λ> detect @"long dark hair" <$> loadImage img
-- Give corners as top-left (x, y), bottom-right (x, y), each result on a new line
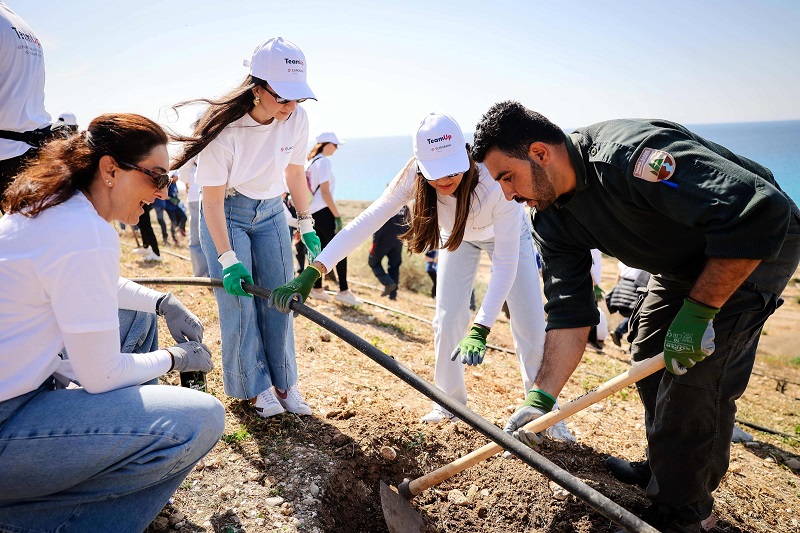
top-left (2, 113), bottom-right (167, 216)
top-left (401, 145), bottom-right (480, 254)
top-left (171, 75), bottom-right (267, 170)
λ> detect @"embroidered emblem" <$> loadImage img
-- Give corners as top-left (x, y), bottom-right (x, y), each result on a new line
top-left (633, 148), bottom-right (676, 183)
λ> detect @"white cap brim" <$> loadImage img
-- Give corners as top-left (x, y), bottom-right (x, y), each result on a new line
top-left (270, 80), bottom-right (317, 101)
top-left (417, 149), bottom-right (470, 181)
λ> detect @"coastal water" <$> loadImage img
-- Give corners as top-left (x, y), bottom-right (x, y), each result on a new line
top-left (328, 120), bottom-right (800, 203)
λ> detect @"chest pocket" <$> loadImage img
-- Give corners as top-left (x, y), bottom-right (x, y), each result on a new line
top-left (587, 141), bottom-right (634, 173)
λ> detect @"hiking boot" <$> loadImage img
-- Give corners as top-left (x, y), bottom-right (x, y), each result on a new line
top-left (611, 330), bottom-right (622, 347)
top-left (605, 456), bottom-right (651, 488)
top-left (380, 282), bottom-right (398, 297)
top-left (420, 407), bottom-right (454, 423)
top-left (309, 288), bottom-right (332, 302)
top-left (253, 388), bottom-right (284, 418)
top-left (335, 290), bottom-right (361, 306)
top-left (275, 385), bottom-right (312, 415)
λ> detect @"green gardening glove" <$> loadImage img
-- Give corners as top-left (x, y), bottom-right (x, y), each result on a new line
top-left (503, 389), bottom-right (556, 448)
top-left (664, 298), bottom-right (720, 375)
top-left (302, 231), bottom-right (322, 263)
top-left (222, 262), bottom-right (253, 297)
top-left (335, 216), bottom-right (343, 233)
top-left (593, 284), bottom-right (605, 302)
top-left (268, 266), bottom-right (322, 314)
top-left (450, 324), bottom-right (490, 366)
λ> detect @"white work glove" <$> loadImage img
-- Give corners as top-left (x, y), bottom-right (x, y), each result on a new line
top-left (156, 292), bottom-right (204, 343)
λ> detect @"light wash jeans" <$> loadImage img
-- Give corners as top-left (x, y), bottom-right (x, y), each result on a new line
top-left (0, 310), bottom-right (226, 533)
top-left (200, 193), bottom-right (298, 399)
top-left (431, 217), bottom-right (546, 409)
top-left (188, 200), bottom-right (209, 278)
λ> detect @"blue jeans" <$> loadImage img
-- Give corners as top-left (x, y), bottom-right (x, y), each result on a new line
top-left (200, 193), bottom-right (298, 399)
top-left (188, 200), bottom-right (209, 277)
top-left (0, 310), bottom-right (226, 533)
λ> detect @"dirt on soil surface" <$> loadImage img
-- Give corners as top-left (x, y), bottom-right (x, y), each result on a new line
top-left (126, 202), bottom-right (800, 533)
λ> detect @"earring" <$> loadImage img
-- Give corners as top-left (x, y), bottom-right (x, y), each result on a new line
top-left (253, 96), bottom-right (261, 107)
top-left (105, 180), bottom-right (112, 185)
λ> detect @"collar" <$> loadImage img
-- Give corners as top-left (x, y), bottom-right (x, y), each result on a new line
top-left (554, 132), bottom-right (589, 208)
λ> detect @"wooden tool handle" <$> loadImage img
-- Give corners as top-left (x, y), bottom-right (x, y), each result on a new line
top-left (405, 355), bottom-right (665, 496)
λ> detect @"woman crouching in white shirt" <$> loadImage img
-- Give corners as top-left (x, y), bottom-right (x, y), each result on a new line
top-left (271, 113), bottom-right (572, 437)
top-left (0, 113), bottom-right (224, 531)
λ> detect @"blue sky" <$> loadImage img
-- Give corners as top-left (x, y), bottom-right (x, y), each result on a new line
top-left (10, 0), bottom-right (800, 139)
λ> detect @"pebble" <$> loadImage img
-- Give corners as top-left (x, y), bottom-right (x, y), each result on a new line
top-left (168, 512), bottom-right (185, 525)
top-left (447, 489), bottom-right (467, 505)
top-left (280, 503), bottom-right (295, 516)
top-left (320, 333), bottom-right (331, 342)
top-left (480, 489), bottom-right (490, 497)
top-left (310, 482), bottom-right (320, 498)
top-left (785, 458), bottom-right (800, 470)
top-left (380, 446), bottom-right (397, 461)
top-left (173, 521), bottom-right (186, 530)
top-left (589, 403), bottom-right (605, 412)
top-left (218, 485), bottom-right (236, 501)
top-left (549, 481), bottom-right (570, 501)
top-left (255, 518), bottom-right (266, 527)
top-left (266, 496), bottom-right (285, 507)
top-left (466, 485), bottom-right (478, 501)
top-left (151, 516), bottom-right (169, 531)
top-left (765, 456), bottom-right (776, 463)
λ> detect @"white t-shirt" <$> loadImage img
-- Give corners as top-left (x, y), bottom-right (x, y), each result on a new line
top-left (0, 193), bottom-right (170, 402)
top-left (306, 154), bottom-right (333, 214)
top-left (0, 1), bottom-right (50, 160)
top-left (195, 108), bottom-right (309, 200)
top-left (590, 249), bottom-right (603, 285)
top-left (178, 154), bottom-right (201, 203)
top-left (316, 160), bottom-right (523, 327)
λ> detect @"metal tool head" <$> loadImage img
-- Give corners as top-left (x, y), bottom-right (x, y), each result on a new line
top-left (380, 480), bottom-right (425, 533)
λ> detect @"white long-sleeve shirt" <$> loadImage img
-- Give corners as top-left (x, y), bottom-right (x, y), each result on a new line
top-left (316, 160), bottom-right (523, 327)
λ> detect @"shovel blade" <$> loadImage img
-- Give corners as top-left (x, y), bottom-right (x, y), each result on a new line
top-left (380, 481), bottom-right (425, 533)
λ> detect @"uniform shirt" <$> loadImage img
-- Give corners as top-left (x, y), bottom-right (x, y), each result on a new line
top-left (534, 119), bottom-right (795, 331)
top-left (178, 154), bottom-right (201, 204)
top-left (317, 161), bottom-right (522, 327)
top-left (0, 1), bottom-right (50, 160)
top-left (306, 154), bottom-right (333, 214)
top-left (196, 107), bottom-right (309, 200)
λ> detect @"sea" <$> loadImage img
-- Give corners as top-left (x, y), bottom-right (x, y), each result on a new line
top-left (327, 120), bottom-right (800, 204)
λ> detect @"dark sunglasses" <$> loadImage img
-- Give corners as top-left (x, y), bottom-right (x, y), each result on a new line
top-left (117, 160), bottom-right (171, 189)
top-left (263, 85), bottom-right (308, 104)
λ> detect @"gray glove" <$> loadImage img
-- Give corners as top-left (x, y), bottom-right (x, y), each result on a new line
top-left (167, 341), bottom-right (213, 373)
top-left (157, 292), bottom-right (203, 343)
top-left (503, 406), bottom-right (547, 449)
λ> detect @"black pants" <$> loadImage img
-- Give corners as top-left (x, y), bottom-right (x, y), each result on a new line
top-left (629, 210), bottom-right (800, 524)
top-left (368, 242), bottom-right (402, 298)
top-left (427, 271), bottom-right (437, 298)
top-left (138, 204), bottom-right (160, 256)
top-left (312, 207), bottom-right (347, 291)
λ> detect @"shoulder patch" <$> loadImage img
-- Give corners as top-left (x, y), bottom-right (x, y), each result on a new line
top-left (633, 148), bottom-right (676, 182)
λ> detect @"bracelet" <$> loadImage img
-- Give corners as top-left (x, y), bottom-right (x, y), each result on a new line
top-left (297, 209), bottom-right (310, 216)
top-left (297, 214), bottom-right (314, 220)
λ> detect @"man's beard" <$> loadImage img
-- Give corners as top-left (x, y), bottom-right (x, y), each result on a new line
top-left (514, 158), bottom-right (556, 211)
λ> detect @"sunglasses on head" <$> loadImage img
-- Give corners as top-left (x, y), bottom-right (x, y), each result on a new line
top-left (117, 160), bottom-right (171, 189)
top-left (263, 84), bottom-right (308, 105)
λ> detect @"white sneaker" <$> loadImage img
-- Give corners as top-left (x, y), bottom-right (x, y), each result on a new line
top-left (731, 425), bottom-right (754, 443)
top-left (253, 388), bottom-right (285, 418)
top-left (143, 251), bottom-right (162, 262)
top-left (309, 288), bottom-right (332, 302)
top-left (420, 407), bottom-right (454, 423)
top-left (275, 385), bottom-right (312, 415)
top-left (335, 290), bottom-right (361, 306)
top-left (133, 247), bottom-right (150, 256)
top-left (545, 419), bottom-right (576, 442)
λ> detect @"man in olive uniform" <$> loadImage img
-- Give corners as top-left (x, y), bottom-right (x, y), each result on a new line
top-left (471, 101), bottom-right (800, 533)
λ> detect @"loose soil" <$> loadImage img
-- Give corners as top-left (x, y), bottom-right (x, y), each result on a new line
top-left (129, 201), bottom-right (800, 533)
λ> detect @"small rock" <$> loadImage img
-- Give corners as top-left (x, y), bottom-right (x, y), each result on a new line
top-left (447, 489), bottom-right (467, 505)
top-left (310, 482), bottom-right (320, 498)
top-left (151, 516), bottom-right (169, 531)
top-left (320, 333), bottom-right (331, 342)
top-left (302, 495), bottom-right (316, 505)
top-left (549, 481), bottom-right (570, 501)
top-left (590, 403), bottom-right (605, 413)
top-left (168, 512), bottom-right (186, 525)
top-left (380, 446), bottom-right (397, 461)
top-left (324, 409), bottom-right (342, 419)
top-left (480, 489), bottom-right (490, 497)
top-left (247, 471), bottom-right (261, 482)
top-left (266, 496), bottom-right (285, 507)
top-left (466, 485), bottom-right (478, 501)
top-left (785, 458), bottom-right (800, 470)
top-left (172, 521), bottom-right (186, 530)
top-left (218, 485), bottom-right (236, 501)
top-left (765, 456), bottom-right (776, 463)
top-left (280, 503), bottom-right (295, 516)
top-left (255, 518), bottom-right (266, 527)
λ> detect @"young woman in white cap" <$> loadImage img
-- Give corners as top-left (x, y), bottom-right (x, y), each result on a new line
top-left (304, 131), bottom-right (360, 305)
top-left (171, 37), bottom-right (320, 418)
top-left (271, 113), bottom-right (572, 438)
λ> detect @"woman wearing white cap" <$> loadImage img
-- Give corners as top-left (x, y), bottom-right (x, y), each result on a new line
top-left (171, 37), bottom-right (319, 418)
top-left (304, 131), bottom-right (360, 305)
top-left (271, 114), bottom-right (572, 436)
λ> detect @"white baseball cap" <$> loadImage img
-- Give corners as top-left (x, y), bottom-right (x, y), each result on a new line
top-left (413, 113), bottom-right (469, 181)
top-left (56, 112), bottom-right (77, 126)
top-left (315, 131), bottom-right (344, 145)
top-left (243, 37), bottom-right (316, 101)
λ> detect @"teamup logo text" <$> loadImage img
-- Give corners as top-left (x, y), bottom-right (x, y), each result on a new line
top-left (427, 134), bottom-right (452, 144)
top-left (284, 58), bottom-right (304, 65)
top-left (11, 26), bottom-right (41, 46)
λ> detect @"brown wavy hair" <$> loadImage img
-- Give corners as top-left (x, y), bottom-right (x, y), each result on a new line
top-left (2, 113), bottom-right (167, 216)
top-left (171, 75), bottom-right (268, 170)
top-left (401, 145), bottom-right (480, 254)
top-left (307, 142), bottom-right (330, 160)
